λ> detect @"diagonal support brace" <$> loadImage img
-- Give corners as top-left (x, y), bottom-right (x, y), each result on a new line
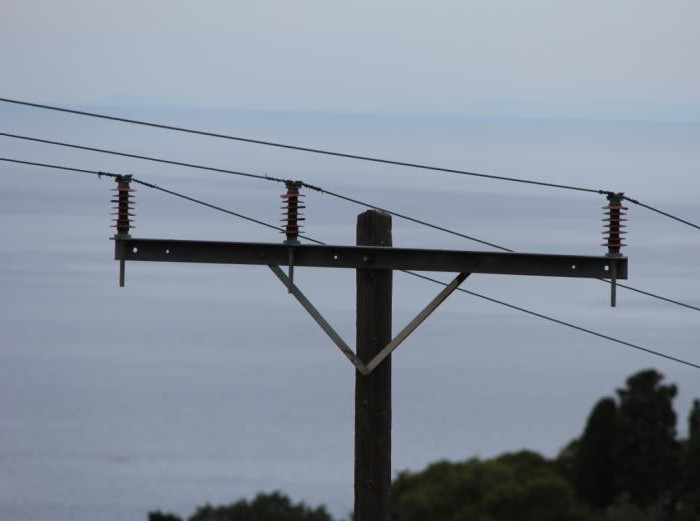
top-left (364, 272), bottom-right (470, 374)
top-left (269, 265), bottom-right (367, 373)
top-left (269, 266), bottom-right (470, 376)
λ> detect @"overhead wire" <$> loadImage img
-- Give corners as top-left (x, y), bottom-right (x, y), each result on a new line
top-left (622, 195), bottom-right (700, 232)
top-left (0, 157), bottom-right (317, 242)
top-left (307, 178), bottom-right (699, 313)
top-left (0, 157), bottom-right (121, 178)
top-left (604, 280), bottom-right (700, 312)
top-left (0, 96), bottom-right (607, 194)
top-left (3, 133), bottom-right (698, 313)
top-left (131, 178), bottom-right (324, 245)
top-left (406, 271), bottom-right (700, 370)
top-left (0, 132), bottom-right (516, 251)
top-left (2, 132), bottom-right (699, 312)
top-left (301, 182), bottom-right (512, 252)
top-left (2, 155), bottom-right (698, 371)
top-left (3, 97), bottom-right (699, 231)
top-left (0, 131), bottom-right (287, 184)
top-left (3, 129), bottom-right (513, 252)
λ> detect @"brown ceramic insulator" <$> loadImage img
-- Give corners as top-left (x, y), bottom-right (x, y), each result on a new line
top-left (111, 175), bottom-right (135, 234)
top-left (281, 181), bottom-right (305, 242)
top-left (602, 193), bottom-right (627, 254)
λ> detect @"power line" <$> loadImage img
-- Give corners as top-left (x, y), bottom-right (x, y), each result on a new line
top-left (0, 157), bottom-right (318, 243)
top-left (405, 271), bottom-right (700, 370)
top-left (143, 179), bottom-right (700, 370)
top-left (0, 132), bottom-right (517, 251)
top-left (131, 178), bottom-right (324, 245)
top-left (605, 280), bottom-right (700, 312)
top-left (0, 157), bottom-right (120, 178)
top-left (309, 184), bottom-right (700, 312)
top-left (4, 97), bottom-right (699, 232)
top-left (3, 142), bottom-right (697, 313)
top-left (302, 182), bottom-right (512, 252)
top-left (0, 96), bottom-right (606, 194)
top-left (1, 130), bottom-right (511, 252)
top-left (3, 155), bottom-right (698, 370)
top-left (0, 132), bottom-right (287, 184)
top-left (623, 195), bottom-right (700, 232)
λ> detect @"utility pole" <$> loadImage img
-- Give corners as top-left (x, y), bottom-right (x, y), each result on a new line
top-left (355, 211), bottom-right (392, 521)
top-left (111, 177), bottom-right (627, 520)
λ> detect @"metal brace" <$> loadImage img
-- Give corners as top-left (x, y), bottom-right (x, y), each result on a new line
top-left (269, 265), bottom-right (469, 375)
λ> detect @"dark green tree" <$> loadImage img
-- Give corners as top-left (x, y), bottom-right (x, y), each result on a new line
top-left (187, 491), bottom-right (334, 521)
top-left (391, 450), bottom-right (592, 521)
top-left (149, 512), bottom-right (184, 521)
top-left (598, 494), bottom-right (666, 521)
top-left (689, 399), bottom-right (700, 440)
top-left (677, 400), bottom-right (700, 520)
top-left (571, 397), bottom-right (618, 509)
top-left (614, 369), bottom-right (680, 510)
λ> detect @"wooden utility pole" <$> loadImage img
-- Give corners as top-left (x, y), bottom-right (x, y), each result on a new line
top-left (355, 210), bottom-right (393, 521)
top-left (112, 178), bottom-right (627, 520)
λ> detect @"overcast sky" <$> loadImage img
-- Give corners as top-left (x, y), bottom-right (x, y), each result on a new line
top-left (2, 2), bottom-right (699, 520)
top-left (2, 0), bottom-right (700, 118)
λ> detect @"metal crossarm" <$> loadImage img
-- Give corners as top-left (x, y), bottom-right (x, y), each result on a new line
top-left (114, 238), bottom-right (626, 279)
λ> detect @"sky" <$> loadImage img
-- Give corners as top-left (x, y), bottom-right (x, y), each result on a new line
top-left (1, 2), bottom-right (700, 520)
top-left (2, 0), bottom-right (700, 118)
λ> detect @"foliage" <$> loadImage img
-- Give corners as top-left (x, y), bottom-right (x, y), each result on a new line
top-left (571, 397), bottom-right (617, 509)
top-left (149, 512), bottom-right (184, 521)
top-left (678, 402), bottom-right (700, 520)
top-left (147, 369), bottom-right (700, 521)
top-left (187, 491), bottom-right (334, 521)
top-left (391, 450), bottom-right (592, 521)
top-left (596, 494), bottom-right (666, 521)
top-left (688, 399), bottom-right (700, 440)
top-left (614, 369), bottom-right (679, 509)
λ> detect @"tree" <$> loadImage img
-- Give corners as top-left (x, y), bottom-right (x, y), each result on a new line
top-left (689, 399), bottom-right (700, 440)
top-left (683, 400), bottom-right (700, 492)
top-left (187, 491), bottom-right (335, 521)
top-left (598, 494), bottom-right (666, 521)
top-left (614, 369), bottom-right (680, 510)
top-left (149, 512), bottom-right (184, 521)
top-left (571, 397), bottom-right (618, 509)
top-left (391, 451), bottom-right (592, 521)
top-left (677, 399), bottom-right (700, 520)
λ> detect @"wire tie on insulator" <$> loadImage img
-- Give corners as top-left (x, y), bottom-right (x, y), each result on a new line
top-left (281, 180), bottom-right (304, 292)
top-left (112, 174), bottom-right (134, 288)
top-left (602, 192), bottom-right (627, 307)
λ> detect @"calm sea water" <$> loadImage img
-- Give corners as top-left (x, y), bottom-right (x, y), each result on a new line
top-left (2, 109), bottom-right (698, 520)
